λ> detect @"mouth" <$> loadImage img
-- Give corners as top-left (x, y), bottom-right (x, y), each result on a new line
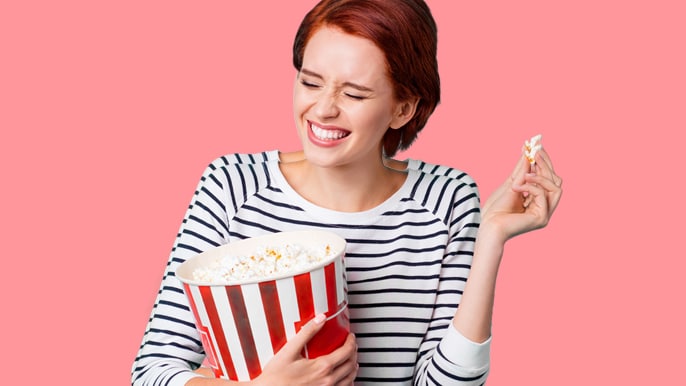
top-left (309, 121), bottom-right (351, 142)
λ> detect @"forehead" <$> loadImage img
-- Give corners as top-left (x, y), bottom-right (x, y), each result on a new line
top-left (302, 26), bottom-right (389, 83)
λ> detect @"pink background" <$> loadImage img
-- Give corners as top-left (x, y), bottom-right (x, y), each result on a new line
top-left (1, 0), bottom-right (684, 384)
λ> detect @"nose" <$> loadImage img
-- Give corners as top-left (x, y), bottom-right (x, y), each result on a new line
top-left (313, 90), bottom-right (340, 119)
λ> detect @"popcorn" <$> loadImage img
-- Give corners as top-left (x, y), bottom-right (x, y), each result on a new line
top-left (192, 242), bottom-right (335, 283)
top-left (524, 134), bottom-right (542, 165)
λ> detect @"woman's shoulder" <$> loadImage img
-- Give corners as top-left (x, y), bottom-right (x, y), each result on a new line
top-left (407, 159), bottom-right (476, 186)
top-left (197, 151), bottom-right (278, 189)
top-left (400, 166), bottom-right (480, 227)
top-left (398, 158), bottom-right (479, 199)
top-left (205, 150), bottom-right (279, 172)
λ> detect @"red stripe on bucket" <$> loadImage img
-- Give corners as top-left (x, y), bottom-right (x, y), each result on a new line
top-left (259, 280), bottom-right (287, 353)
top-left (199, 286), bottom-right (238, 380)
top-left (293, 272), bottom-right (314, 324)
top-left (324, 263), bottom-right (338, 313)
top-left (183, 284), bottom-right (221, 377)
top-left (226, 285), bottom-right (261, 379)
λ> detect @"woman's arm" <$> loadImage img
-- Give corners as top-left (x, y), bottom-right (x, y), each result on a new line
top-left (453, 148), bottom-right (563, 343)
top-left (131, 162), bottom-right (234, 386)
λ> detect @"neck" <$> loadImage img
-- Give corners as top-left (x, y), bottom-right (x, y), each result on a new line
top-left (281, 159), bottom-right (405, 212)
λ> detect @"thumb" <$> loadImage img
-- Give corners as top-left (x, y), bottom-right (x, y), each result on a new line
top-left (279, 313), bottom-right (327, 358)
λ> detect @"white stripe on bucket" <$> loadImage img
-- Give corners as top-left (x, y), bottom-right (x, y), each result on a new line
top-left (310, 268), bottom-right (329, 315)
top-left (242, 282), bottom-right (273, 370)
top-left (276, 277), bottom-right (299, 338)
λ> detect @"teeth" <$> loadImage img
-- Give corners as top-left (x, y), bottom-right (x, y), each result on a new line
top-left (311, 124), bottom-right (347, 140)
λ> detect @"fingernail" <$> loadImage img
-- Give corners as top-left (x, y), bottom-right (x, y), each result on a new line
top-left (313, 313), bottom-right (326, 324)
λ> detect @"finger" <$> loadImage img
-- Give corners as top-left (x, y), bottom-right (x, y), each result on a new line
top-left (535, 148), bottom-right (555, 171)
top-left (518, 182), bottom-right (551, 221)
top-left (504, 154), bottom-right (531, 202)
top-left (524, 173), bottom-right (562, 195)
top-left (485, 153), bottom-right (534, 214)
top-left (334, 363), bottom-right (358, 386)
top-left (547, 188), bottom-right (563, 214)
top-left (325, 333), bottom-right (357, 370)
top-left (534, 149), bottom-right (562, 187)
top-left (523, 174), bottom-right (563, 214)
top-left (532, 152), bottom-right (554, 181)
top-left (538, 176), bottom-right (563, 214)
top-left (330, 335), bottom-right (358, 384)
top-left (511, 152), bottom-right (530, 182)
top-left (515, 178), bottom-right (539, 209)
top-left (279, 313), bottom-right (327, 358)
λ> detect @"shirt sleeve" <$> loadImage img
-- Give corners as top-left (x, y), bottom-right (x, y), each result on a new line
top-left (430, 326), bottom-right (491, 381)
top-left (413, 179), bottom-right (491, 385)
top-left (131, 162), bottom-right (232, 386)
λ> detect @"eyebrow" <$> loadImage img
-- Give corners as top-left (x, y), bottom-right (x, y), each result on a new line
top-left (300, 68), bottom-right (374, 93)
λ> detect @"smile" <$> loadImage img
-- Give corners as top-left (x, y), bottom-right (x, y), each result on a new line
top-left (310, 122), bottom-right (350, 141)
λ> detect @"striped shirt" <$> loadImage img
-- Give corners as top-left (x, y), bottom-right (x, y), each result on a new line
top-left (132, 152), bottom-right (490, 385)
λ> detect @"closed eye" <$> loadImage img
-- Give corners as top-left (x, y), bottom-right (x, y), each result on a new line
top-left (345, 93), bottom-right (366, 100)
top-left (300, 79), bottom-right (320, 88)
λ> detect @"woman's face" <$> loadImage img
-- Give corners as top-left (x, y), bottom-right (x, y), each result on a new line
top-left (293, 26), bottom-right (411, 169)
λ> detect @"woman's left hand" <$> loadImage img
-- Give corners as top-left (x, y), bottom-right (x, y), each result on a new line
top-left (480, 147), bottom-right (563, 243)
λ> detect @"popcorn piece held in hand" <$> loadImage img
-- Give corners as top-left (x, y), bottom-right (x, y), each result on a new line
top-left (524, 134), bottom-right (542, 165)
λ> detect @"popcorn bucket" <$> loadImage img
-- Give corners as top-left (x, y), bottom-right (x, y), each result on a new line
top-left (176, 230), bottom-right (349, 381)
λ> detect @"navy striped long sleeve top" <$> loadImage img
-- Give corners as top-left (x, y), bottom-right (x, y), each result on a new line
top-left (132, 151), bottom-right (490, 385)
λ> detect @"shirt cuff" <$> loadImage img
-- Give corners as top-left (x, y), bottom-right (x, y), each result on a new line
top-left (169, 370), bottom-right (204, 386)
top-left (439, 325), bottom-right (491, 369)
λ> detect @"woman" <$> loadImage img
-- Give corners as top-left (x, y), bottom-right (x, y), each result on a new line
top-left (131, 0), bottom-right (562, 385)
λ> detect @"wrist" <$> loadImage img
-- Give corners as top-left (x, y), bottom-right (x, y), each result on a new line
top-left (475, 222), bottom-right (508, 251)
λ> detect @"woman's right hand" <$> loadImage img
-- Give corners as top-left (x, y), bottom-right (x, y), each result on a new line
top-left (256, 313), bottom-right (358, 386)
top-left (188, 313), bottom-right (358, 386)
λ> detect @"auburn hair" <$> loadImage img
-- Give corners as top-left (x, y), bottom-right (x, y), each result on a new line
top-left (293, 0), bottom-right (440, 157)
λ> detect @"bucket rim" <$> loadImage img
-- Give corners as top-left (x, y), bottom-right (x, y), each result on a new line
top-left (176, 230), bottom-right (347, 287)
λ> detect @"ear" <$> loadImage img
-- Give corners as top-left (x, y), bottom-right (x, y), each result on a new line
top-left (389, 98), bottom-right (420, 129)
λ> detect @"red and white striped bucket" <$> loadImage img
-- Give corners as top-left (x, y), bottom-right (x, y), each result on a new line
top-left (176, 230), bottom-right (349, 381)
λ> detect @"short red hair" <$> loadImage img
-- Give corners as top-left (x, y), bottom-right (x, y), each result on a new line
top-left (293, 0), bottom-right (440, 157)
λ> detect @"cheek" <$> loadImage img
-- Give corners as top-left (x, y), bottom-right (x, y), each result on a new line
top-left (352, 105), bottom-right (394, 128)
top-left (292, 88), bottom-right (312, 115)
top-left (292, 95), bottom-right (305, 122)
